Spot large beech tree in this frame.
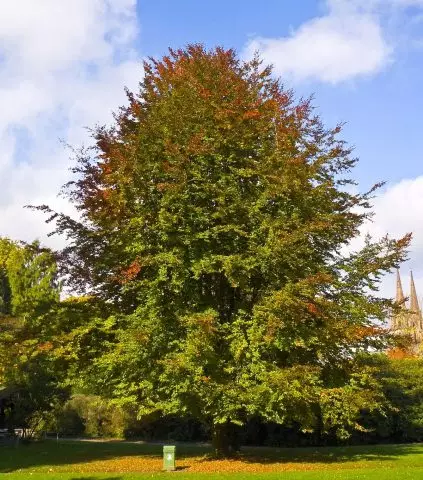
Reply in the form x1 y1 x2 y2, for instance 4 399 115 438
39 45 409 455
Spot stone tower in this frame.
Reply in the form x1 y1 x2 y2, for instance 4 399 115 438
391 270 423 351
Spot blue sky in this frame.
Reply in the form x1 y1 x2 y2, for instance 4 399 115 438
137 1 321 56
137 0 423 188
138 0 423 301
0 0 423 299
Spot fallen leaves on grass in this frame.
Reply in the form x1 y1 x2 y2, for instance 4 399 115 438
18 454 393 474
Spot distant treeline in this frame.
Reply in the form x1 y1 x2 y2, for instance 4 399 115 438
35 355 423 447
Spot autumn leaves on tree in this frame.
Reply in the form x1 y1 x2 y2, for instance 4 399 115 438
24 45 410 454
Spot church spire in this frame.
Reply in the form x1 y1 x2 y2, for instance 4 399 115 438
391 269 422 349
410 271 420 313
396 269 405 304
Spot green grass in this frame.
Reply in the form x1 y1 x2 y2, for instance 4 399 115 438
1 440 423 479
3 471 423 480
1 473 423 480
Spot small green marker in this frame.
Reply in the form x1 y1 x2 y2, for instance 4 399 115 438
163 445 176 471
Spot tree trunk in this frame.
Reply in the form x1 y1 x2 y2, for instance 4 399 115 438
212 420 241 457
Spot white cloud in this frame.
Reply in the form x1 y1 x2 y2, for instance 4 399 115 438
1 0 421 309
358 177 423 300
243 0 423 84
0 0 142 248
245 13 391 84
331 0 423 9
243 0 423 299
0 0 136 73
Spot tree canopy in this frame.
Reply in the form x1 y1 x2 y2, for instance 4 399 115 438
36 45 409 455
0 239 68 436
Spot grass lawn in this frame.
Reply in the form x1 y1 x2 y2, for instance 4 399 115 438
1 439 423 479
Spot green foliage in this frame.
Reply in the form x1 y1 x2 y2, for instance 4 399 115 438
5 358 70 438
0 237 17 315
37 45 409 454
0 238 68 437
50 396 207 441
54 394 129 438
0 238 60 319
7 241 59 319
373 355 423 442
49 400 85 436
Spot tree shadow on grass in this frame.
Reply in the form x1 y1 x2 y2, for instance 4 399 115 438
201 443 423 465
0 439 204 473
1 439 422 473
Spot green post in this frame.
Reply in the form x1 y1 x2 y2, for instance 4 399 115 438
163 445 176 471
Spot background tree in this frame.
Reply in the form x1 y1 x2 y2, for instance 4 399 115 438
37 45 409 455
0 238 17 315
349 354 423 444
0 239 59 320
0 239 68 437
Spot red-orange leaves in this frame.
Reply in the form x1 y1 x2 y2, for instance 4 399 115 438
350 325 382 341
306 303 319 315
186 131 209 155
99 162 113 175
295 102 311 120
37 341 54 352
199 87 212 99
387 348 415 360
101 188 112 200
120 259 142 284
243 109 261 120
156 182 170 192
